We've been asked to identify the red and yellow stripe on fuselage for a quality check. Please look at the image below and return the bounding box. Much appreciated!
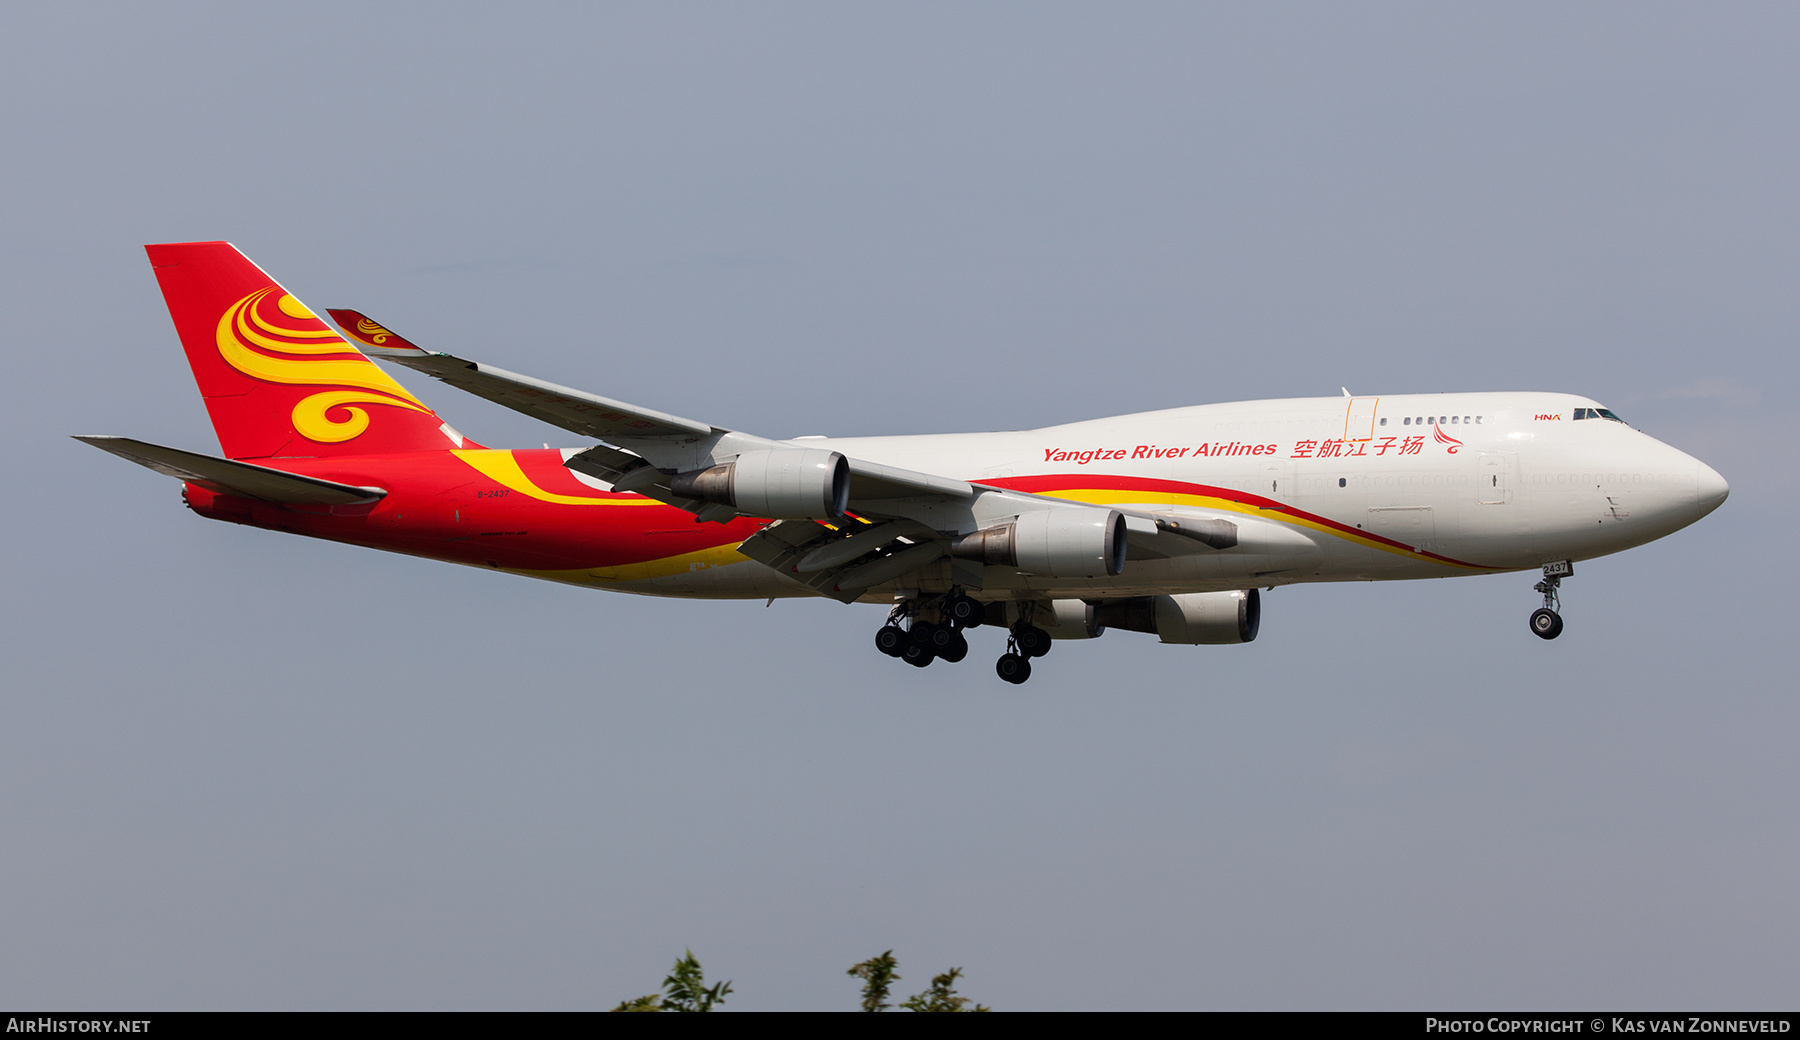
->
[178,451,1492,598]
[181,448,766,584]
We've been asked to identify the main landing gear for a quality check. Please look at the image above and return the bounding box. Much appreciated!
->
[874,592,1055,684]
[875,591,982,669]
[995,620,1052,685]
[1529,561,1572,640]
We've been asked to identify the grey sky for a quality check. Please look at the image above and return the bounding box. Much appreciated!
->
[2,3,1795,1010]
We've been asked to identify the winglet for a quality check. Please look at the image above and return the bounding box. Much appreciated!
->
[326,308,432,358]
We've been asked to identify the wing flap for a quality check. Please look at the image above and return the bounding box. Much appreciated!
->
[737,519,949,602]
[75,436,386,505]
[735,521,860,601]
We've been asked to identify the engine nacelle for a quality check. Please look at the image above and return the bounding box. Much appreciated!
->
[1155,590,1259,644]
[669,448,849,520]
[1095,590,1260,644]
[951,507,1127,578]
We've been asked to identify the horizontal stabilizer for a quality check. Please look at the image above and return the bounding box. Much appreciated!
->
[74,436,387,505]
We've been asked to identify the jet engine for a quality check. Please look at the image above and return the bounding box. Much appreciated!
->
[951,508,1128,578]
[1095,590,1260,644]
[670,449,850,520]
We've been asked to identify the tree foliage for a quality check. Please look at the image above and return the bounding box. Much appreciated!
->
[898,967,988,1012]
[611,949,733,1012]
[847,950,899,1012]
[615,949,988,1011]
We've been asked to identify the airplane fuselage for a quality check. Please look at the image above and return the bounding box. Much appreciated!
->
[98,240,1730,679]
[183,390,1727,603]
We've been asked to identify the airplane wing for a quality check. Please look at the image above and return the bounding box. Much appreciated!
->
[327,309,1280,598]
[74,436,386,505]
[328,308,971,504]
[326,309,713,441]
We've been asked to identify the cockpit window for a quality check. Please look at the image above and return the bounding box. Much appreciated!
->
[1573,407,1628,424]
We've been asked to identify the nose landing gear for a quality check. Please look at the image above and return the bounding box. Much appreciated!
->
[1529,561,1572,640]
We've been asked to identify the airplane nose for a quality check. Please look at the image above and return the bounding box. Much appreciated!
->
[1694,459,1729,519]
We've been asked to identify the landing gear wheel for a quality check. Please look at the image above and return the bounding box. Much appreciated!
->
[944,593,983,629]
[1529,608,1564,640]
[902,642,935,667]
[1013,624,1052,659]
[939,629,969,664]
[912,621,956,655]
[875,624,907,657]
[996,652,1032,684]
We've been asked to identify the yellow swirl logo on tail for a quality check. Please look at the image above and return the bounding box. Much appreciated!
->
[215,288,432,443]
[354,317,392,344]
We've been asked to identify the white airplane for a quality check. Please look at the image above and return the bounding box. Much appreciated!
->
[85,242,1730,683]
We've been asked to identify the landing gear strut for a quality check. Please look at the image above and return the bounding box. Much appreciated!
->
[1530,561,1571,640]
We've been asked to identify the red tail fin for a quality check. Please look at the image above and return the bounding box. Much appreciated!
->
[146,241,469,459]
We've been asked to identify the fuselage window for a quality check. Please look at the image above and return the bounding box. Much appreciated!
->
[1338,478,1346,487]
[1450,416,1458,424]
[1380,417,1388,426]
[1403,417,1411,425]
